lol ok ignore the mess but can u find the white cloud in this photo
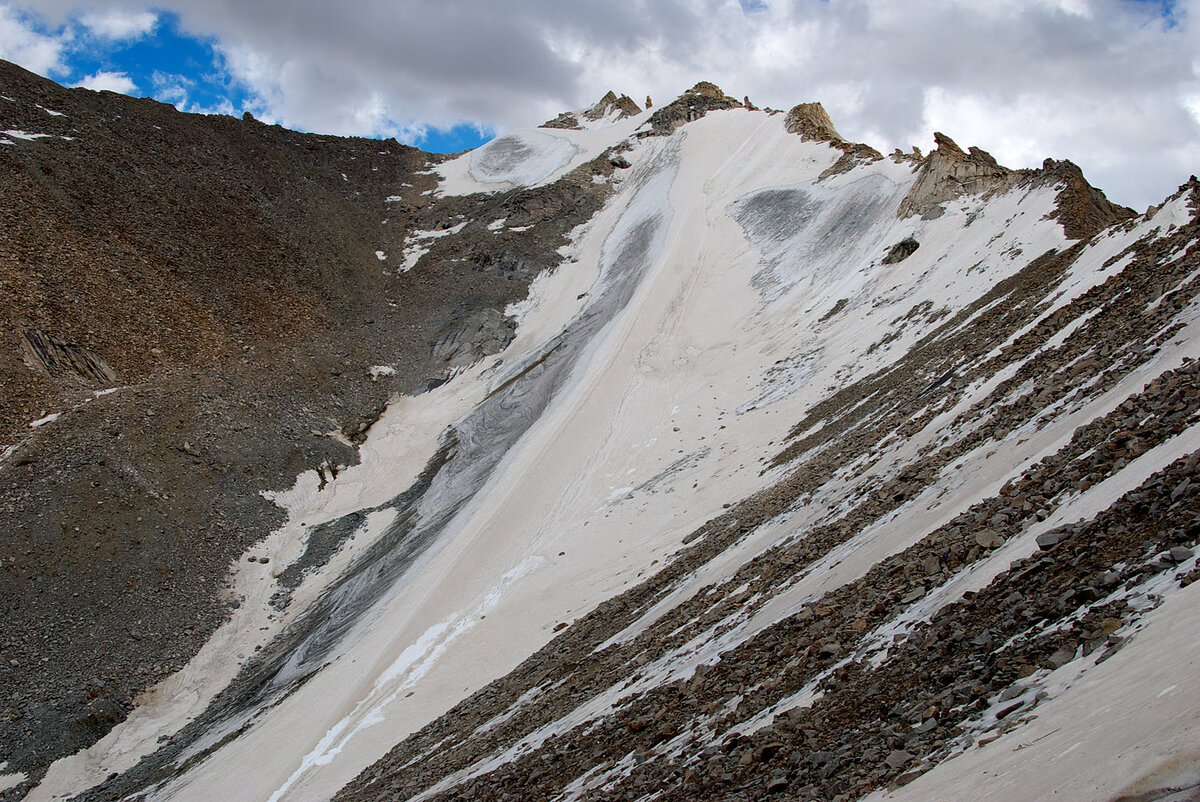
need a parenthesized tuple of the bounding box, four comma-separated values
(150, 69, 190, 106)
(72, 69, 136, 94)
(78, 8, 155, 40)
(6, 0, 1200, 208)
(0, 4, 69, 75)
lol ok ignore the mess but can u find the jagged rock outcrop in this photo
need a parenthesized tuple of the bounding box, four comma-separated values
(638, 81, 742, 137)
(582, 90, 642, 121)
(542, 91, 642, 130)
(1038, 158, 1135, 239)
(784, 101, 843, 142)
(897, 133, 1133, 237)
(782, 101, 884, 180)
(897, 132, 1020, 219)
(890, 147, 923, 165)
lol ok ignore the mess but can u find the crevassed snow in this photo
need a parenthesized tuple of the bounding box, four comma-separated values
(467, 130, 580, 187)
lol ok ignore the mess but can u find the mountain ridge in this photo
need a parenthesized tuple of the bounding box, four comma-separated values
(1, 67, 1198, 802)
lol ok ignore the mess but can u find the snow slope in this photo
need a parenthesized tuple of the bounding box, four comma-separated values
(21, 98, 1200, 802)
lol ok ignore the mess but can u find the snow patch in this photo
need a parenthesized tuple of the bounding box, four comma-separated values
(3, 129, 50, 141)
(0, 768, 27, 793)
(368, 366, 395, 381)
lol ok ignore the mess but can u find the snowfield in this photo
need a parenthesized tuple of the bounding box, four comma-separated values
(22, 96, 1200, 802)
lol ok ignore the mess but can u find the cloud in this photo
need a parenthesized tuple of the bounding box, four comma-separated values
(0, 4, 68, 75)
(4, 0, 1200, 209)
(72, 69, 136, 93)
(150, 69, 190, 105)
(78, 8, 156, 40)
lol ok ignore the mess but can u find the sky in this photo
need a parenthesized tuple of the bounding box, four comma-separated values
(1, 0, 1198, 210)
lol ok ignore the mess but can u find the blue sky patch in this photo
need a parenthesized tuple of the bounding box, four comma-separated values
(1125, 0, 1181, 27)
(13, 6, 490, 154)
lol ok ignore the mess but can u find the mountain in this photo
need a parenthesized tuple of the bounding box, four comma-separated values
(1, 66, 1198, 802)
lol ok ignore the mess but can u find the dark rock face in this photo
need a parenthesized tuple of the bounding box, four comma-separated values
(881, 237, 920, 264)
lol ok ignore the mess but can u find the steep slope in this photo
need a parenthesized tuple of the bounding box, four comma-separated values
(327, 109, 1199, 802)
(0, 60, 621, 796)
(3, 77, 1198, 802)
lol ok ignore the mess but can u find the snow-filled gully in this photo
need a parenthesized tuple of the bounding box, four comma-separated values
(119, 136, 685, 802)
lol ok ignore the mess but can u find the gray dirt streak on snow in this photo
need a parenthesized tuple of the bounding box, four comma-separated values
(80, 137, 684, 801)
(730, 174, 907, 300)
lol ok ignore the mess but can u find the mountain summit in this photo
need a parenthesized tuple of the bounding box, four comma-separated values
(2, 69, 1198, 802)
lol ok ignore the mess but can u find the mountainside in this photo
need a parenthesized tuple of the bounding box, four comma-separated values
(2, 70, 1199, 802)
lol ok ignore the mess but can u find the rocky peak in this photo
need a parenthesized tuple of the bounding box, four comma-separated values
(638, 81, 743, 138)
(685, 81, 734, 101)
(783, 102, 842, 143)
(1038, 158, 1134, 239)
(783, 101, 883, 180)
